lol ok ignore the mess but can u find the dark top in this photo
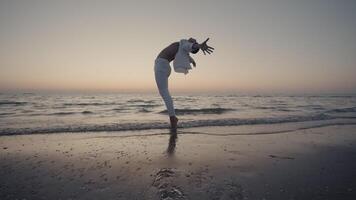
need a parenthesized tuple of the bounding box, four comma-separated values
(156, 42, 179, 62)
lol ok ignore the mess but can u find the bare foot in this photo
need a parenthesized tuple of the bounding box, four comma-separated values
(170, 116, 178, 131)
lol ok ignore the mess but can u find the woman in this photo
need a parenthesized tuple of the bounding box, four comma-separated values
(154, 38, 214, 130)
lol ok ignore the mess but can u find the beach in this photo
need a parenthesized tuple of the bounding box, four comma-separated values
(1, 124, 355, 200)
(2, 0, 356, 199)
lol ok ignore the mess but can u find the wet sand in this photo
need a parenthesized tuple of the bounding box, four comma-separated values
(1, 125, 356, 200)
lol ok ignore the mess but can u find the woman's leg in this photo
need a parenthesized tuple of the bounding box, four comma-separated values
(154, 59, 178, 130)
(155, 70, 176, 117)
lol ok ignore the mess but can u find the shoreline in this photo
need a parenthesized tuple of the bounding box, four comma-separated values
(1, 125, 356, 199)
(1, 117, 356, 136)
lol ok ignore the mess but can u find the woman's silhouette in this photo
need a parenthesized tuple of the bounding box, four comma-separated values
(154, 38, 214, 130)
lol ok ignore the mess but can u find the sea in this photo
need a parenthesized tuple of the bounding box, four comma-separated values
(1, 93, 356, 135)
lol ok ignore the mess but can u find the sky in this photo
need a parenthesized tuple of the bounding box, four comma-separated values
(0, 0, 356, 94)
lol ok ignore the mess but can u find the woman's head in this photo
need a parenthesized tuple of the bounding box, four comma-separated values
(188, 38, 200, 54)
(191, 43, 200, 54)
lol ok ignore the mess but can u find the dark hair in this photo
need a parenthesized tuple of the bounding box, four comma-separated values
(191, 42, 200, 54)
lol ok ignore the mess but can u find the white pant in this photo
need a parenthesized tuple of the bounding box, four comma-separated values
(154, 58, 176, 116)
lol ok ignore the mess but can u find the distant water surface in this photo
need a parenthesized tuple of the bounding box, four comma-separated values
(0, 93, 356, 135)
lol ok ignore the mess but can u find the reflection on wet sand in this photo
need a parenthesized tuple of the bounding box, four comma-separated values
(167, 130, 178, 156)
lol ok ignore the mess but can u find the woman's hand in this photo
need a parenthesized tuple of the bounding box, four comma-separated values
(200, 38, 214, 55)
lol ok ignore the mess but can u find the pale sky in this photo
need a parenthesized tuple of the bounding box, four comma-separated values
(1, 0, 356, 94)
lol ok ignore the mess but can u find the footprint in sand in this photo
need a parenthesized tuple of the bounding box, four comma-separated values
(148, 168, 186, 200)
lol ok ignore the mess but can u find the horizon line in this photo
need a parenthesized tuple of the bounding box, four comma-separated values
(1, 89, 356, 96)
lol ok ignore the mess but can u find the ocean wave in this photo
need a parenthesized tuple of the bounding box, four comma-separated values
(138, 108, 151, 113)
(127, 99, 155, 103)
(112, 108, 128, 111)
(276, 108, 293, 112)
(0, 101, 27, 106)
(326, 106, 356, 113)
(0, 112, 15, 116)
(253, 106, 293, 111)
(159, 108, 234, 115)
(0, 113, 343, 135)
(32, 111, 95, 116)
(48, 112, 76, 116)
(128, 104, 161, 108)
(306, 95, 355, 98)
(26, 111, 85, 116)
(295, 104, 324, 109)
(63, 102, 117, 106)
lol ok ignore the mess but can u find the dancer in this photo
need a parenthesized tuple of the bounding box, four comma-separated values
(154, 38, 214, 130)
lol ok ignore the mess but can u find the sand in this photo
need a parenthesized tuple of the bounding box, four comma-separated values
(1, 125, 356, 200)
